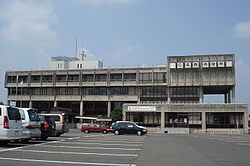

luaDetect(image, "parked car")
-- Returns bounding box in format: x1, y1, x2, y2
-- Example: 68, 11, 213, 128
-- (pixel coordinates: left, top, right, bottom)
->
43, 113, 69, 136
81, 123, 109, 134
0, 106, 23, 144
18, 108, 41, 142
38, 115, 56, 140
110, 121, 147, 136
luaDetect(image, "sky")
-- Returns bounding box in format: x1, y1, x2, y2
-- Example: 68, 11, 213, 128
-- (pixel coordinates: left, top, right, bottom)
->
0, 0, 250, 108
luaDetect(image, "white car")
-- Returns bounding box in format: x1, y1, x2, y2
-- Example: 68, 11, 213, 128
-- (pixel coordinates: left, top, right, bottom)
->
18, 108, 41, 142
0, 105, 23, 144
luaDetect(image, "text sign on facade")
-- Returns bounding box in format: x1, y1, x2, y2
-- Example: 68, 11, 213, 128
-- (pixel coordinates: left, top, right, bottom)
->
127, 106, 157, 111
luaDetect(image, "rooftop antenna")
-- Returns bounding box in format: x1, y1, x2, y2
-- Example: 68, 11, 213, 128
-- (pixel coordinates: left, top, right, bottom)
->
80, 40, 86, 60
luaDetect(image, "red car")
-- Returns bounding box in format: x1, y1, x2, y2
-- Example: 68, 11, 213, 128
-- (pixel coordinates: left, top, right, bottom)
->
81, 123, 109, 134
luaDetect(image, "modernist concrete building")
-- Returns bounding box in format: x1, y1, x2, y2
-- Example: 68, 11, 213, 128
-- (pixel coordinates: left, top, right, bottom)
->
4, 54, 249, 133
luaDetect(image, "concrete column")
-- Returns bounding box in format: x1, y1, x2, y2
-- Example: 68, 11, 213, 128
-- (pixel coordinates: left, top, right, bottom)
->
54, 100, 57, 107
228, 90, 231, 103
199, 87, 203, 103
167, 87, 171, 103
107, 101, 111, 117
80, 100, 84, 116
232, 87, 236, 103
29, 100, 32, 108
243, 111, 249, 134
224, 93, 228, 103
201, 111, 206, 132
161, 112, 165, 132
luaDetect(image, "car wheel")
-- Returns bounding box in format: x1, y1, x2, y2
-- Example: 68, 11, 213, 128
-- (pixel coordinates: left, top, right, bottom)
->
41, 135, 48, 141
102, 130, 107, 134
21, 139, 29, 143
114, 130, 119, 135
137, 131, 142, 136
84, 129, 89, 134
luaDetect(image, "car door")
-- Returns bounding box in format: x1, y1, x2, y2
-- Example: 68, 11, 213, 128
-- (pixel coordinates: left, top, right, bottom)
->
127, 123, 137, 134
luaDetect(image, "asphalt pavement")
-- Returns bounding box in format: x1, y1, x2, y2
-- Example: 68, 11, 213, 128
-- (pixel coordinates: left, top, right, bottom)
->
1, 129, 250, 166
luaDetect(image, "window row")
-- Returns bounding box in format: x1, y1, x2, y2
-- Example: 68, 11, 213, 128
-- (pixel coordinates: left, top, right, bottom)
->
8, 87, 138, 96
7, 72, 166, 83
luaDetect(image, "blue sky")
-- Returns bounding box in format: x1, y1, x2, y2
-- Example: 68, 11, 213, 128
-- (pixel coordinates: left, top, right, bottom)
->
0, 0, 250, 107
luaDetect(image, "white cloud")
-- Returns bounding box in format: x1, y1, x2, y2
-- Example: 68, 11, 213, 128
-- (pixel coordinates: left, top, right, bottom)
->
234, 21, 250, 39
74, 0, 138, 5
0, 0, 57, 47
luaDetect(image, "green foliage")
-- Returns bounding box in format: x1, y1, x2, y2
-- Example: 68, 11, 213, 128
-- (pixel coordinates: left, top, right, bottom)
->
0, 102, 4, 105
110, 106, 123, 122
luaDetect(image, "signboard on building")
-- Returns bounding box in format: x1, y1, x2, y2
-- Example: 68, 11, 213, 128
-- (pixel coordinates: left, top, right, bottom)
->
127, 106, 157, 111
170, 61, 233, 69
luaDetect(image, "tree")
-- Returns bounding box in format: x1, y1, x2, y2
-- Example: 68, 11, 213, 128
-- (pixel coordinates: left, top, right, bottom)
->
0, 102, 4, 105
110, 106, 123, 122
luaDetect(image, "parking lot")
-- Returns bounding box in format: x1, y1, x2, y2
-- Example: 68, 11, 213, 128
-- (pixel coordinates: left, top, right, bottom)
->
1, 130, 250, 166
0, 129, 144, 166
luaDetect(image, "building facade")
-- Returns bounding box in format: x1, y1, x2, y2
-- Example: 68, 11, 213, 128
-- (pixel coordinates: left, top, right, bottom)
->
4, 54, 249, 133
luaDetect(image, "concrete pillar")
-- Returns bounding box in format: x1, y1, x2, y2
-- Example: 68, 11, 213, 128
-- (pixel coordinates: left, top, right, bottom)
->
232, 87, 236, 103
201, 111, 206, 132
29, 100, 32, 108
80, 100, 84, 116
167, 87, 171, 103
243, 111, 249, 134
79, 101, 84, 123
107, 101, 111, 117
199, 87, 203, 103
54, 100, 57, 107
224, 93, 228, 103
161, 112, 165, 132
228, 90, 231, 103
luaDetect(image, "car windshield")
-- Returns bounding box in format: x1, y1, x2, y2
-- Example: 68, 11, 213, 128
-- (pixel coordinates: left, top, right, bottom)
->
7, 107, 21, 120
28, 109, 40, 121
39, 115, 45, 121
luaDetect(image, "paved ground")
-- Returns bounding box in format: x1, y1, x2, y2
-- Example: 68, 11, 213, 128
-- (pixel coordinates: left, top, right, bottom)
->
1, 129, 250, 166
137, 134, 250, 166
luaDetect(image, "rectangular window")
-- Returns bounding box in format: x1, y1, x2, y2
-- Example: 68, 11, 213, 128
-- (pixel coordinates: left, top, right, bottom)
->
124, 73, 136, 82
140, 73, 152, 83
56, 75, 67, 82
82, 74, 94, 82
68, 75, 79, 82
31, 75, 41, 83
42, 75, 53, 83
110, 74, 122, 82
95, 74, 107, 82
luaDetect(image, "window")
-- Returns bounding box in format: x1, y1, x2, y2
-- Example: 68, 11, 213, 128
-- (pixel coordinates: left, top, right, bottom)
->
124, 73, 136, 82
110, 87, 129, 95
68, 75, 79, 82
42, 75, 52, 83
19, 109, 25, 120
140, 73, 152, 83
31, 75, 41, 83
110, 74, 122, 82
56, 75, 66, 82
84, 87, 107, 95
95, 74, 107, 82
153, 72, 166, 83
7, 107, 21, 120
82, 74, 94, 82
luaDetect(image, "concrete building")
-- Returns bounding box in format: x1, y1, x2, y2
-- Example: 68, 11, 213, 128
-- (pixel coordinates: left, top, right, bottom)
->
51, 50, 103, 70
4, 54, 249, 133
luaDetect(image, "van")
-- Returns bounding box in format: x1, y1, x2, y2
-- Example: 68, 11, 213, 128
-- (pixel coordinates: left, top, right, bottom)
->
42, 113, 69, 136
0, 105, 23, 144
18, 108, 41, 142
